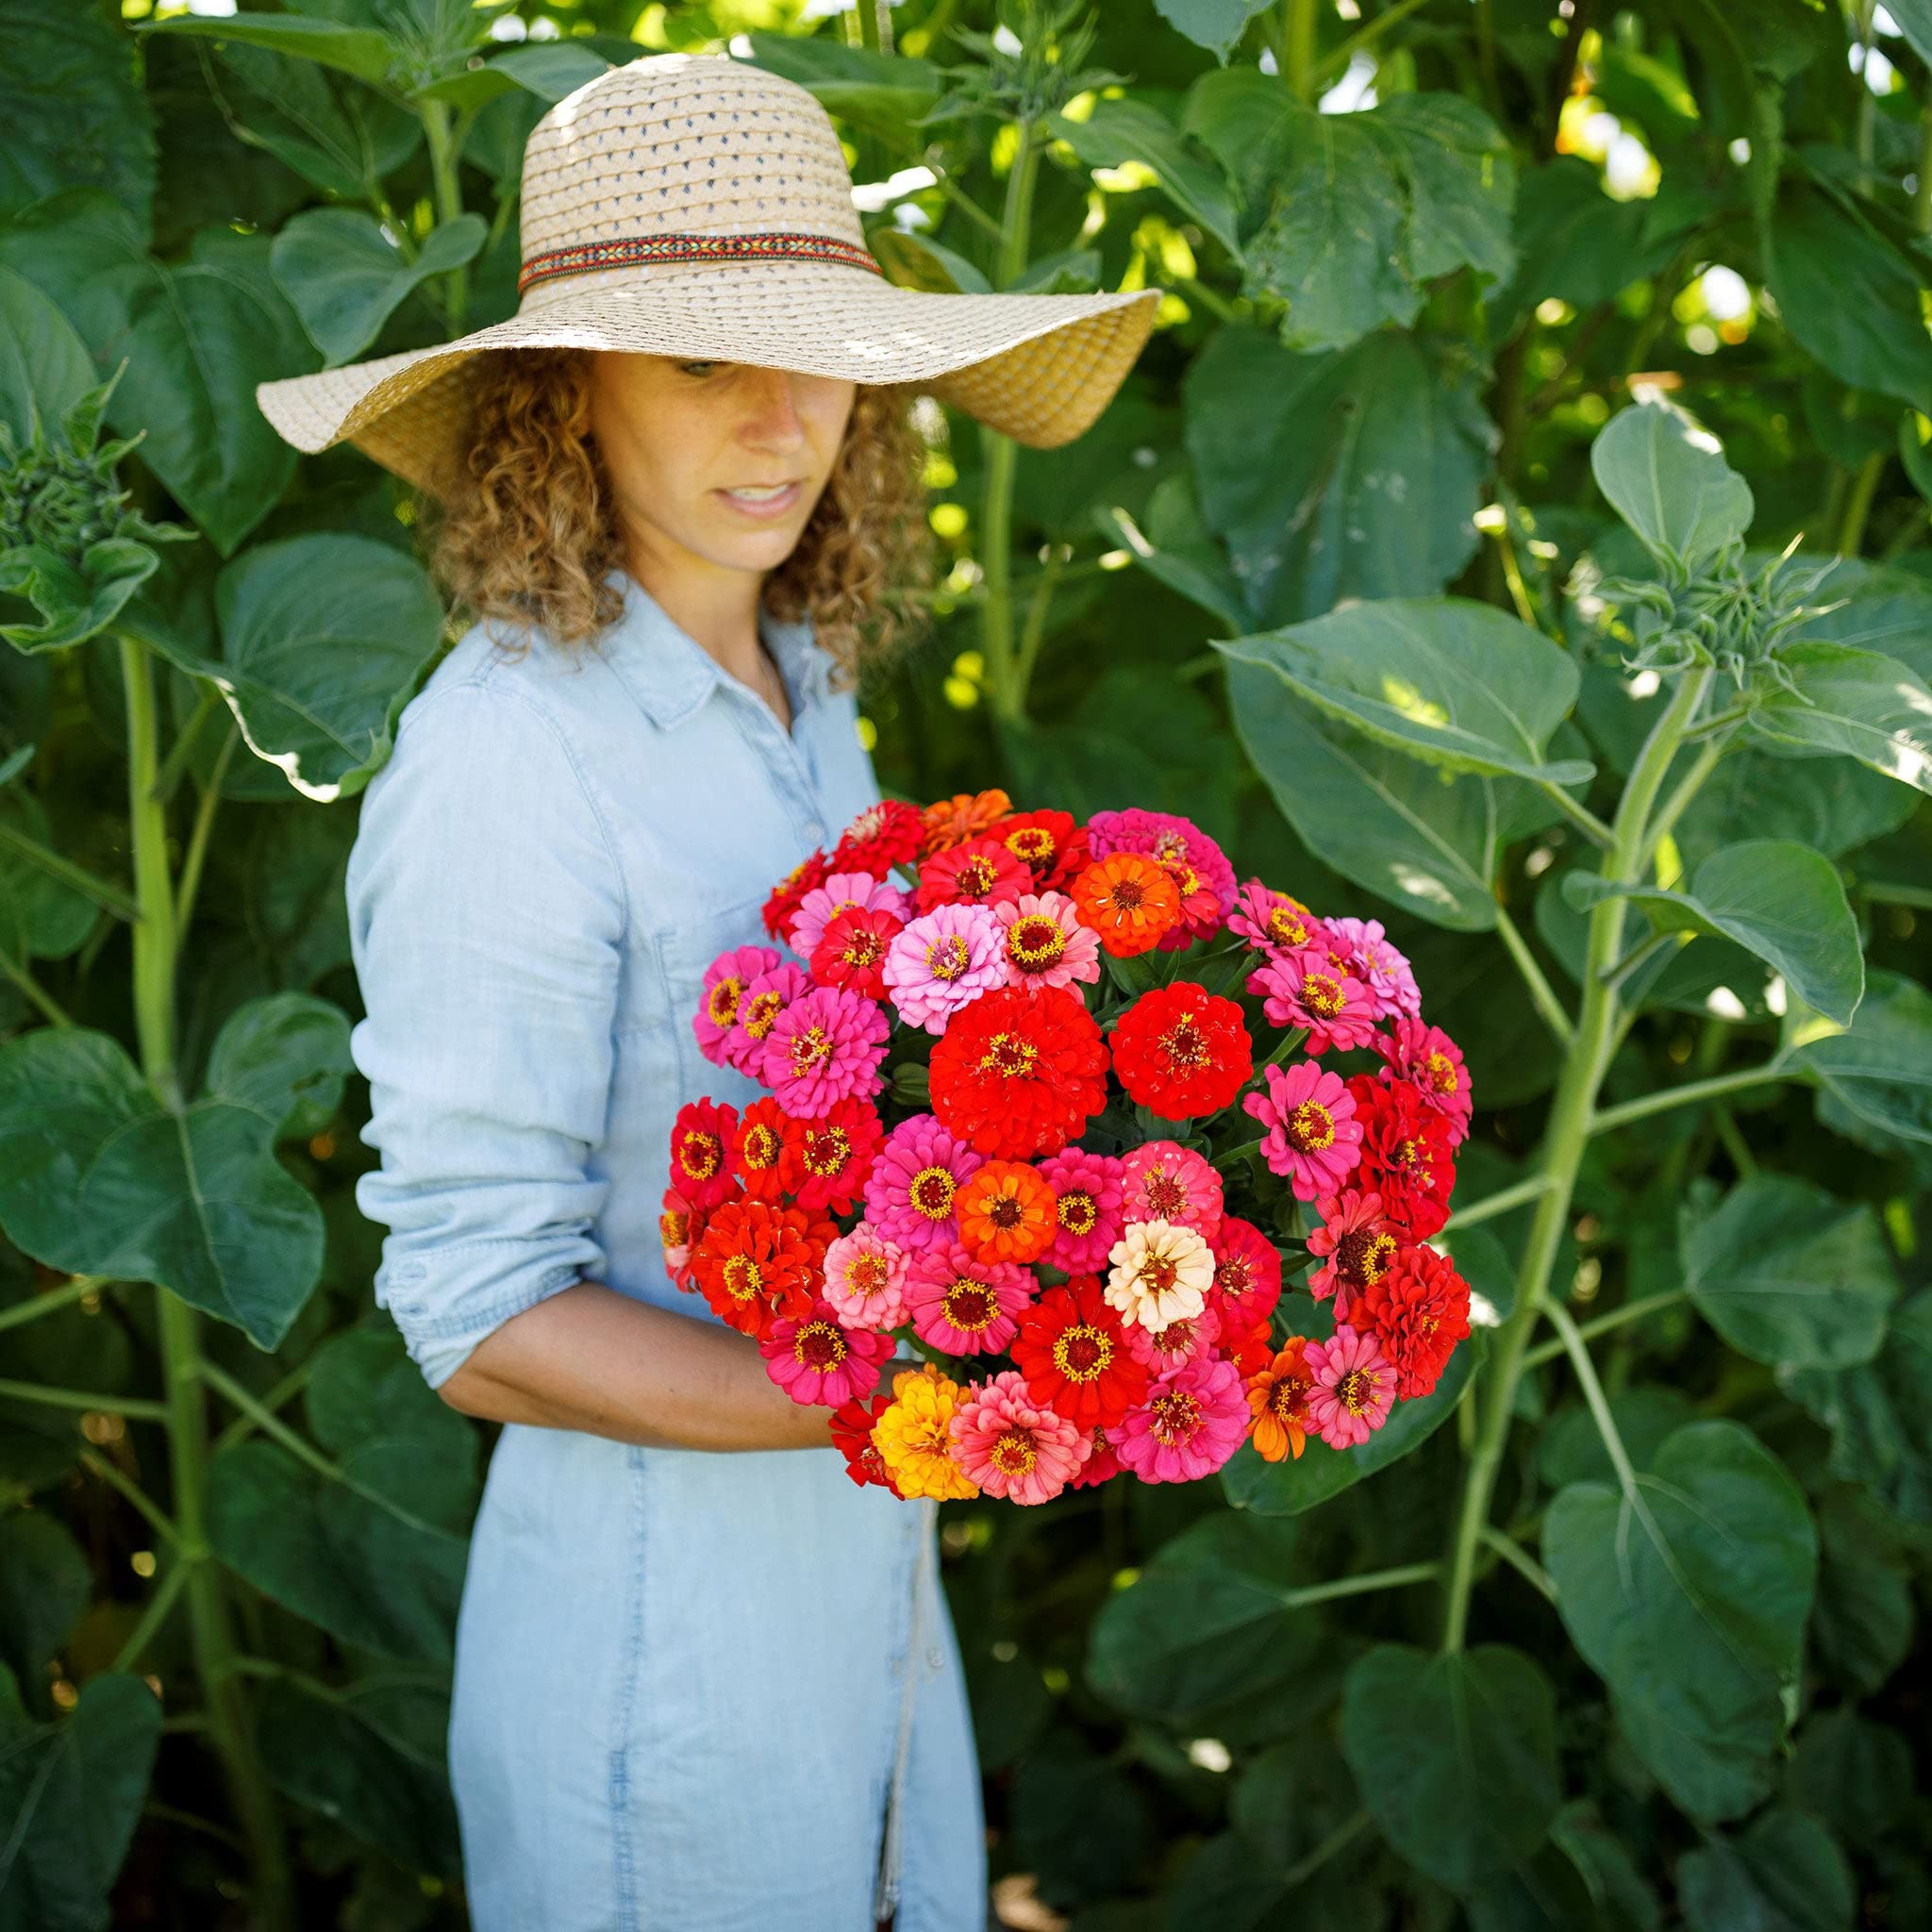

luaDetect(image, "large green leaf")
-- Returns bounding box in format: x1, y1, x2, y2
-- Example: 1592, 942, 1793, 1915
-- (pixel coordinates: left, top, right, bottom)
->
1185, 325, 1494, 625
1542, 1421, 1817, 1822
1590, 400, 1755, 571
1683, 1175, 1900, 1370
0, 1513, 89, 1689
0, 268, 93, 446
1674, 746, 1918, 872
1051, 97, 1240, 257
1219, 598, 1591, 787
1809, 1495, 1914, 1695
272, 208, 486, 366
1154, 0, 1274, 60
0, 791, 99, 965
1564, 840, 1862, 1024
1789, 1707, 1913, 1853
139, 11, 395, 86
1675, 1807, 1855, 1932
1790, 970, 1932, 1147
1341, 1644, 1560, 1892
0, 1668, 160, 1932
1749, 644, 1932, 798
742, 35, 940, 142
0, 994, 350, 1347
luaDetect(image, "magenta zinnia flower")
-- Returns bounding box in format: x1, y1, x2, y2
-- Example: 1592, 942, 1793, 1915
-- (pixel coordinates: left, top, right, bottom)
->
788, 871, 914, 960
696, 943, 782, 1067
1108, 1353, 1249, 1483
993, 891, 1102, 996
1319, 917, 1420, 1023
760, 1296, 894, 1407
760, 984, 890, 1117
1244, 1059, 1362, 1202
863, 1114, 984, 1254
1304, 1326, 1396, 1448
1225, 880, 1328, 959
1123, 1297, 1221, 1372
725, 959, 811, 1076
881, 902, 1007, 1034
1247, 947, 1379, 1055
822, 1223, 910, 1330
1035, 1145, 1125, 1274
1120, 1140, 1224, 1241
904, 1242, 1034, 1355
948, 1369, 1092, 1505
1370, 1017, 1474, 1146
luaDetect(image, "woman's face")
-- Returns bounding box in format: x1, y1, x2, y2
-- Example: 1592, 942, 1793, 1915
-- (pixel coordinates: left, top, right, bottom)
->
583, 352, 857, 581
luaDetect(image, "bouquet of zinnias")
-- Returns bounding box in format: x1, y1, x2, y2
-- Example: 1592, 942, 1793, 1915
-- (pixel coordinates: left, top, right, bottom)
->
658, 791, 1474, 1507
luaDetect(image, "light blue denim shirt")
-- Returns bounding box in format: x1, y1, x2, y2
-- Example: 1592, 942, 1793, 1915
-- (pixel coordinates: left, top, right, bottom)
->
346, 573, 986, 1931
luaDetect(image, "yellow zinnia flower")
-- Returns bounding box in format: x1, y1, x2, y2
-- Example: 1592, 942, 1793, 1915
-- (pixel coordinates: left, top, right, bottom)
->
872, 1365, 980, 1501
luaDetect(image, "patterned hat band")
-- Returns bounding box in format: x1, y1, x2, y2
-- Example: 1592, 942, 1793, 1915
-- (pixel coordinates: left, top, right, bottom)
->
517, 229, 883, 297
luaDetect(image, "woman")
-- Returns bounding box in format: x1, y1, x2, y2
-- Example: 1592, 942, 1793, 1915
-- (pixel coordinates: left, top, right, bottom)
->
257, 51, 1156, 1932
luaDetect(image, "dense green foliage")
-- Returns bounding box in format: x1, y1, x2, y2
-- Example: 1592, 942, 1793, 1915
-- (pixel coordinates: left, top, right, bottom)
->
2, 1, 1930, 1927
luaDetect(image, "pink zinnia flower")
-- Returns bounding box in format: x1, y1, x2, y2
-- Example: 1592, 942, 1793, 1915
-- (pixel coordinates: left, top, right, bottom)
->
1225, 880, 1329, 959
1124, 1297, 1221, 1372
725, 959, 810, 1076
822, 1223, 911, 1330
1247, 947, 1379, 1055
1370, 1017, 1473, 1146
1244, 1060, 1363, 1202
695, 943, 782, 1067
760, 1296, 894, 1407
904, 1242, 1034, 1355
788, 871, 914, 960
1067, 1421, 1122, 1489
1108, 1353, 1249, 1483
948, 1369, 1092, 1506
761, 984, 890, 1116
881, 902, 1006, 1034
1035, 1146, 1125, 1274
1304, 1326, 1397, 1448
1206, 1216, 1283, 1332
992, 891, 1102, 996
1305, 1189, 1400, 1322
1120, 1140, 1224, 1241
863, 1114, 984, 1254
1318, 917, 1420, 1022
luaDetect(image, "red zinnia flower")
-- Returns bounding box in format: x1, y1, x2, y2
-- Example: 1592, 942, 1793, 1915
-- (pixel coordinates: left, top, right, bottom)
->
726, 1095, 790, 1202
1225, 1315, 1278, 1379
762, 847, 830, 941
1110, 982, 1254, 1119
1344, 1243, 1471, 1398
690, 1198, 818, 1340
668, 1098, 741, 1212
1067, 1421, 1122, 1489
927, 983, 1108, 1159
1346, 1075, 1457, 1240
1010, 1275, 1150, 1430
832, 799, 924, 877
1370, 1018, 1474, 1148
810, 905, 903, 1001
1306, 1188, 1400, 1321
830, 1388, 904, 1494
659, 1186, 707, 1292
1206, 1216, 1283, 1332
993, 808, 1090, 890
916, 836, 1031, 914
776, 1097, 884, 1213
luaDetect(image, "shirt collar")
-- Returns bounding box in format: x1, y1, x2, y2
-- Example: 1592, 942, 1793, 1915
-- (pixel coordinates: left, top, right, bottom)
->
595, 568, 835, 732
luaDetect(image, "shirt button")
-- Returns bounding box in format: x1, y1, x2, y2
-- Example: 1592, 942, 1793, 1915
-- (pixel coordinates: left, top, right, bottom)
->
803, 820, 825, 842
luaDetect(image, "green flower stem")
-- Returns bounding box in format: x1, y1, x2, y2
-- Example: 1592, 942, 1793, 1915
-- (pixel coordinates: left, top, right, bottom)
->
1538, 1297, 1639, 1495
0, 1274, 103, 1335
0, 1376, 168, 1421
419, 99, 469, 329
150, 686, 217, 805
1479, 1524, 1557, 1603
1441, 1172, 1554, 1231
174, 723, 239, 943
79, 1447, 181, 1548
1533, 781, 1614, 849
1639, 735, 1727, 874
1837, 450, 1887, 558
0, 944, 73, 1028
111, 1554, 196, 1674
208, 1361, 313, 1462
118, 632, 293, 1925
1519, 1289, 1688, 1371
1280, 0, 1318, 97
1491, 902, 1574, 1050
1589, 1061, 1787, 1135
1282, 1560, 1440, 1611
1310, 0, 1430, 89
0, 817, 140, 921
1440, 666, 1711, 1654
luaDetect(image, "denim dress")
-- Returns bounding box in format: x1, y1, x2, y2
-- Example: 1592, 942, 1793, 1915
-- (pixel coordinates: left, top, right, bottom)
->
344, 571, 987, 1931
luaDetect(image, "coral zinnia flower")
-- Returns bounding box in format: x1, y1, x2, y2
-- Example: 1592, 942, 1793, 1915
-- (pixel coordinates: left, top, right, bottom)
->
905, 1242, 1034, 1355
1246, 1337, 1316, 1462
1304, 1327, 1397, 1449
1110, 982, 1254, 1119
761, 984, 890, 1117
994, 808, 1089, 890
776, 1096, 883, 1212
1068, 1422, 1122, 1488
762, 847, 830, 941
921, 789, 1013, 858
1105, 1217, 1215, 1333
928, 984, 1108, 1160
949, 1370, 1093, 1506
1206, 1216, 1284, 1332
659, 1185, 705, 1292
810, 905, 904, 1001
1320, 916, 1420, 1023
882, 902, 1007, 1034
691, 1198, 818, 1340
873, 1364, 981, 1500
1224, 1314, 1276, 1377
832, 798, 925, 877
863, 1113, 984, 1254
1247, 947, 1379, 1056
822, 1223, 910, 1330
726, 1095, 791, 1201
1344, 1243, 1471, 1398
831, 1387, 903, 1493
760, 1296, 894, 1407
993, 891, 1102, 997
1124, 1297, 1221, 1372
1306, 1189, 1400, 1321
955, 1159, 1058, 1265
916, 836, 1031, 915
694, 943, 781, 1066
1034, 1146, 1125, 1274
1370, 1018, 1474, 1147
1226, 879, 1327, 959
1069, 850, 1181, 957
1109, 1354, 1249, 1483
725, 959, 811, 1075
668, 1097, 740, 1211
1120, 1141, 1224, 1241
788, 870, 911, 959
1244, 1060, 1363, 1203
1346, 1074, 1457, 1240
1010, 1274, 1149, 1429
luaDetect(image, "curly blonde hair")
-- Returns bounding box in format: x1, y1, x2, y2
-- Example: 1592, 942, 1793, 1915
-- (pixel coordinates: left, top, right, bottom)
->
421, 347, 931, 689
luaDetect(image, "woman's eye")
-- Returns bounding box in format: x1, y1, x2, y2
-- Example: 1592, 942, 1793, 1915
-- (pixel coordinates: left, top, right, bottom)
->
678, 360, 720, 378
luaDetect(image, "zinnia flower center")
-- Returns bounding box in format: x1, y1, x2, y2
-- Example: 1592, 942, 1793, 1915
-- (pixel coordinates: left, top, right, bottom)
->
842, 929, 885, 968
1337, 1227, 1395, 1286
802, 1125, 850, 1175
741, 1124, 779, 1171
1424, 1052, 1457, 1094
1056, 1325, 1109, 1379
980, 1032, 1038, 1078
708, 978, 743, 1026
678, 1131, 721, 1181
849, 1252, 891, 1294
722, 1255, 763, 1301
926, 934, 971, 980
1269, 1374, 1309, 1422
909, 1166, 956, 1218
1159, 1013, 1209, 1070
1007, 827, 1054, 866
1008, 916, 1065, 969
1141, 1173, 1187, 1217
942, 1280, 995, 1333
956, 857, 998, 897
742, 991, 784, 1039
1156, 1318, 1197, 1355
989, 1194, 1024, 1229
1267, 906, 1308, 948
1395, 1137, 1431, 1181
1216, 1257, 1254, 1298
1149, 1390, 1202, 1445
1302, 973, 1344, 1020
659, 1208, 689, 1245
990, 1429, 1037, 1475
1058, 1190, 1096, 1236
795, 1320, 846, 1371
1337, 1367, 1374, 1414
789, 1024, 834, 1076
1109, 878, 1145, 910
847, 806, 884, 841
1287, 1101, 1334, 1153
1140, 1255, 1179, 1295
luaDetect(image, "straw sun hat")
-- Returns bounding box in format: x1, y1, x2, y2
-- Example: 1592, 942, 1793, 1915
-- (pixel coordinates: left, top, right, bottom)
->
256, 50, 1161, 497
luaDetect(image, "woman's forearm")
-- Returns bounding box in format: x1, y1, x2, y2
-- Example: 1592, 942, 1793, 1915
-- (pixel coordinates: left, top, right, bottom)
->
436, 1281, 844, 1451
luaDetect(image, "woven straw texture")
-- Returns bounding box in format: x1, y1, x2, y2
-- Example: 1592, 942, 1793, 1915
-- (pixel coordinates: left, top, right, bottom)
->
256, 52, 1159, 497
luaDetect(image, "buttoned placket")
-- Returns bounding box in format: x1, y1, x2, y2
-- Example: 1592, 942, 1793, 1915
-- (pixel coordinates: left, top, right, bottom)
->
715, 668, 829, 851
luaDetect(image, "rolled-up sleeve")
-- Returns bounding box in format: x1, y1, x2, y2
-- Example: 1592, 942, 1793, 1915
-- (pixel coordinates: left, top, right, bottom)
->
345, 676, 627, 1391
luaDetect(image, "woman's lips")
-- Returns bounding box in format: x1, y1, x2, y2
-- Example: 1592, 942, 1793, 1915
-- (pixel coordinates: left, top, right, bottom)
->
718, 481, 803, 520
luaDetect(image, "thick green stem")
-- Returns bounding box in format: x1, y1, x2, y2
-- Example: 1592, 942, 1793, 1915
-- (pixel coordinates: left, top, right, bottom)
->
1837, 450, 1886, 558
419, 99, 469, 328
117, 637, 179, 1109
1280, 0, 1318, 97
1439, 667, 1711, 1653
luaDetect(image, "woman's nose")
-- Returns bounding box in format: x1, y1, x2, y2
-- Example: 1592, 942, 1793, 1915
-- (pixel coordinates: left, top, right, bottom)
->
741, 369, 808, 450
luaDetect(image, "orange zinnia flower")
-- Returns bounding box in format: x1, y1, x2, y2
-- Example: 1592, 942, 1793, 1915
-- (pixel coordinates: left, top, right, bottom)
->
1070, 851, 1181, 957
1245, 1337, 1315, 1461
955, 1159, 1058, 1264
921, 788, 1013, 857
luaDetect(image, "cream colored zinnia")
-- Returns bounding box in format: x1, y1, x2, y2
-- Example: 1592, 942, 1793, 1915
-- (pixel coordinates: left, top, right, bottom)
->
1105, 1217, 1214, 1333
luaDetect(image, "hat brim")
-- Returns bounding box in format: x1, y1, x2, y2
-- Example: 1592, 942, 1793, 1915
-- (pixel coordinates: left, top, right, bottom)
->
255, 265, 1162, 498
